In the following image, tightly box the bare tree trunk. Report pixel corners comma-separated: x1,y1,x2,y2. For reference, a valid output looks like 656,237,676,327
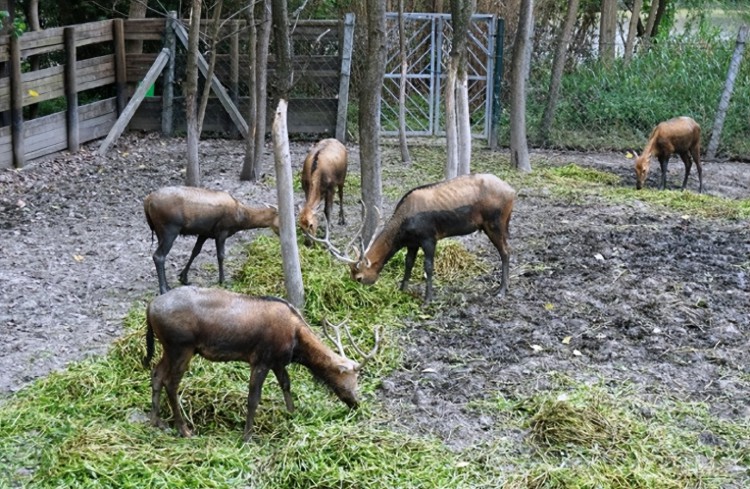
359,0,387,244
510,0,532,173
269,0,302,306
197,0,223,136
540,0,579,144
126,0,148,54
444,56,458,179
624,0,642,63
651,0,669,38
185,0,202,186
252,0,272,180
707,25,748,160
641,0,659,51
451,0,474,176
397,0,411,165
241,1,258,181
599,0,617,62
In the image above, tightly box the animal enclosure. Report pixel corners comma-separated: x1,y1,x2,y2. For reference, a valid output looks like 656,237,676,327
0,15,355,169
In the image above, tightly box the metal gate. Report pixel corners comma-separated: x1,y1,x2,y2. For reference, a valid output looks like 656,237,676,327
381,13,501,139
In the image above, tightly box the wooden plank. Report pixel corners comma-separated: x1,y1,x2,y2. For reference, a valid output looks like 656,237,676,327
24,111,67,161
98,48,170,155
74,20,115,47
123,18,166,40
173,22,248,138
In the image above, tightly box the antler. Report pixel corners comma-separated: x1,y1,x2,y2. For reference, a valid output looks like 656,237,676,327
305,217,360,264
322,319,381,371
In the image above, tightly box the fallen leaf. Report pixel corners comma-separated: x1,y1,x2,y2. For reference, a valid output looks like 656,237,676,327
625,151,634,159
594,253,604,261
573,349,582,356
544,303,554,311
562,336,572,345
73,254,84,262
531,344,543,352
421,368,437,374
28,89,39,97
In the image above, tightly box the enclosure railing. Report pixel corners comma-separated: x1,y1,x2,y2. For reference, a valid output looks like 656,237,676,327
0,15,355,169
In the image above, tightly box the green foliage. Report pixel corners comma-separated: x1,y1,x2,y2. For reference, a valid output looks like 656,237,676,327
520,30,750,158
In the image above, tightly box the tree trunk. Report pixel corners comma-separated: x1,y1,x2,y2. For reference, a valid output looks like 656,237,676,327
707,25,748,160
241,1,258,181
540,0,579,144
599,0,617,63
443,56,458,179
185,0,202,186
624,0,643,63
269,0,303,306
651,0,669,38
397,0,411,165
126,0,148,54
252,0,272,180
450,0,474,176
510,0,532,173
641,0,659,51
358,0,386,245
197,0,223,137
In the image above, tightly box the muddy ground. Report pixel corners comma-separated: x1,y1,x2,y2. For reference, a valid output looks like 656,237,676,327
1,135,748,458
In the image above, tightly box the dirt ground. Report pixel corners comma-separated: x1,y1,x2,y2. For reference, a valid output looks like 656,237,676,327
1,135,748,457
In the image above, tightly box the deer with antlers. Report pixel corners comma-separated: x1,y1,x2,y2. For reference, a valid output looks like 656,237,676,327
309,173,516,304
142,286,379,441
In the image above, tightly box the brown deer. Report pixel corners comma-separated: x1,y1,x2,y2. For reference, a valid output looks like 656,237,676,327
299,138,348,242
311,173,516,304
142,286,379,441
144,186,279,294
633,116,703,193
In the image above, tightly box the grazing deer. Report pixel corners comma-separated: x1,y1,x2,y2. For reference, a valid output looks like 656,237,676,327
143,286,379,441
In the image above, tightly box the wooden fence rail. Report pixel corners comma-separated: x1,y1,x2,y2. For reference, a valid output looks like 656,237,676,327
0,15,354,169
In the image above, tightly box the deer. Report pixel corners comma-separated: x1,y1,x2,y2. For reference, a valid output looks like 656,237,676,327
142,286,379,441
633,116,703,193
143,186,280,294
310,173,516,304
299,138,348,244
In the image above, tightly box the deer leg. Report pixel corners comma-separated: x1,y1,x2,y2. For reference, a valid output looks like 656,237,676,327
179,236,208,285
484,212,512,298
244,365,270,442
273,366,295,413
401,246,419,291
421,240,437,304
678,151,692,191
163,348,194,437
658,156,669,190
337,184,346,225
324,191,335,228
153,229,179,294
215,236,228,284
150,355,170,429
691,145,703,193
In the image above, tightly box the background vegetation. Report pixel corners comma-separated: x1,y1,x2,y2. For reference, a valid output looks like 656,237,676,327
6,0,749,157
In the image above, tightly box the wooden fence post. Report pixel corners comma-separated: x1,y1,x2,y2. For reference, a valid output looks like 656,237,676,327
162,11,177,136
229,19,240,138
64,27,80,152
335,13,355,143
113,19,127,116
9,34,24,168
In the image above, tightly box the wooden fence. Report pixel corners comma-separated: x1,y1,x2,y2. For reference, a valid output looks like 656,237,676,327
0,15,355,169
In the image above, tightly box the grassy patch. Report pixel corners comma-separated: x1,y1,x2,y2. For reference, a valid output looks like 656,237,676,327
482,377,750,488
